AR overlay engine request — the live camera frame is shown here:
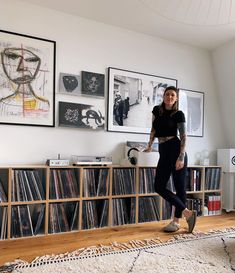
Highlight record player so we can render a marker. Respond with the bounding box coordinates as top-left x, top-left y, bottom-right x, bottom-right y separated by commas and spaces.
72, 155, 112, 166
